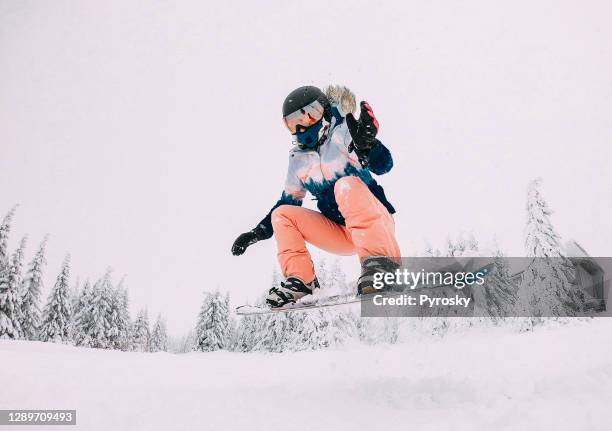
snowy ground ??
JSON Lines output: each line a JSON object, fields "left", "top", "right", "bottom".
{"left": 2, "top": 320, "right": 612, "bottom": 431}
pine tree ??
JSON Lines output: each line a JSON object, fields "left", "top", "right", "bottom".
{"left": 0, "top": 236, "right": 27, "bottom": 339}
{"left": 288, "top": 309, "right": 341, "bottom": 351}
{"left": 518, "top": 179, "right": 586, "bottom": 319}
{"left": 100, "top": 273, "right": 125, "bottom": 350}
{"left": 472, "top": 251, "right": 517, "bottom": 319}
{"left": 0, "top": 206, "right": 18, "bottom": 271}
{"left": 150, "top": 314, "right": 168, "bottom": 352}
{"left": 107, "top": 283, "right": 120, "bottom": 347}
{"left": 446, "top": 236, "right": 464, "bottom": 257}
{"left": 87, "top": 272, "right": 114, "bottom": 348}
{"left": 330, "top": 308, "right": 359, "bottom": 345}
{"left": 195, "top": 291, "right": 230, "bottom": 352}
{"left": 72, "top": 280, "right": 94, "bottom": 346}
{"left": 315, "top": 259, "right": 330, "bottom": 288}
{"left": 524, "top": 178, "right": 563, "bottom": 258}
{"left": 233, "top": 315, "right": 258, "bottom": 352}
{"left": 250, "top": 269, "right": 295, "bottom": 352}
{"left": 132, "top": 308, "right": 151, "bottom": 352}
{"left": 236, "top": 266, "right": 359, "bottom": 352}
{"left": 268, "top": 262, "right": 334, "bottom": 351}
{"left": 359, "top": 316, "right": 401, "bottom": 344}
{"left": 328, "top": 259, "right": 349, "bottom": 293}
{"left": 258, "top": 312, "right": 294, "bottom": 352}
{"left": 20, "top": 237, "right": 47, "bottom": 340}
{"left": 69, "top": 278, "right": 81, "bottom": 317}
{"left": 233, "top": 293, "right": 270, "bottom": 352}
{"left": 466, "top": 233, "right": 479, "bottom": 255}
{"left": 114, "top": 281, "right": 132, "bottom": 351}
{"left": 445, "top": 233, "right": 479, "bottom": 258}
{"left": 40, "top": 255, "right": 72, "bottom": 342}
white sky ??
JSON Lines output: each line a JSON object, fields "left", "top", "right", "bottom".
{"left": 1, "top": 0, "right": 611, "bottom": 335}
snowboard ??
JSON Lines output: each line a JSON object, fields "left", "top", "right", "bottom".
{"left": 235, "top": 262, "right": 495, "bottom": 316}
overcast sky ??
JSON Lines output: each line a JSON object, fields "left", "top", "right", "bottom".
{"left": 1, "top": 0, "right": 611, "bottom": 335}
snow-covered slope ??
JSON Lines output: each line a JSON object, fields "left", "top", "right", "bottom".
{"left": 2, "top": 320, "right": 612, "bottom": 431}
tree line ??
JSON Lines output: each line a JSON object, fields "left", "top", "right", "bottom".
{"left": 187, "top": 178, "right": 597, "bottom": 352}
{"left": 0, "top": 206, "right": 168, "bottom": 352}
{"left": 2, "top": 178, "right": 596, "bottom": 353}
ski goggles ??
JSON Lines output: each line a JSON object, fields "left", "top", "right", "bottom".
{"left": 283, "top": 100, "right": 325, "bottom": 135}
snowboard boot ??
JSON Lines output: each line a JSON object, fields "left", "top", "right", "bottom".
{"left": 266, "top": 277, "right": 320, "bottom": 308}
{"left": 357, "top": 256, "right": 401, "bottom": 295}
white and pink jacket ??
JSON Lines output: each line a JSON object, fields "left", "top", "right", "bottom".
{"left": 256, "top": 105, "right": 395, "bottom": 239}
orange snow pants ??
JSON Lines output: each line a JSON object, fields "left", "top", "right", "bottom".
{"left": 271, "top": 176, "right": 401, "bottom": 283}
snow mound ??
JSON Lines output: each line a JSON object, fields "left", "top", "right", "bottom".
{"left": 2, "top": 320, "right": 612, "bottom": 430}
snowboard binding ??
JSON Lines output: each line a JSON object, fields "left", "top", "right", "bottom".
{"left": 357, "top": 256, "right": 401, "bottom": 295}
{"left": 266, "top": 277, "right": 320, "bottom": 308}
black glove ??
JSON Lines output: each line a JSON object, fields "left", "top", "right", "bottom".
{"left": 231, "top": 226, "right": 266, "bottom": 256}
{"left": 346, "top": 101, "right": 379, "bottom": 150}
{"left": 346, "top": 101, "right": 379, "bottom": 167}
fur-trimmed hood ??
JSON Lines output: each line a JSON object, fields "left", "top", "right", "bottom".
{"left": 324, "top": 85, "right": 356, "bottom": 117}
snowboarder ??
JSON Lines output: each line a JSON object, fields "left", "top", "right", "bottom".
{"left": 231, "top": 85, "right": 401, "bottom": 307}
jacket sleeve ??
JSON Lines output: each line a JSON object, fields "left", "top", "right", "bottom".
{"left": 340, "top": 123, "right": 393, "bottom": 176}
{"left": 255, "top": 155, "right": 306, "bottom": 239}
{"left": 367, "top": 139, "right": 394, "bottom": 175}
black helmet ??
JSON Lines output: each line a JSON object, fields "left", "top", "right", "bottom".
{"left": 282, "top": 86, "right": 331, "bottom": 122}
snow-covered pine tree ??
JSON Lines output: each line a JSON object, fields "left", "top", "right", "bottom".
{"left": 150, "top": 314, "right": 168, "bottom": 352}
{"left": 260, "top": 312, "right": 295, "bottom": 352}
{"left": 69, "top": 278, "right": 81, "bottom": 316}
{"left": 40, "top": 255, "right": 72, "bottom": 343}
{"left": 114, "top": 281, "right": 132, "bottom": 351}
{"left": 194, "top": 291, "right": 230, "bottom": 352}
{"left": 325, "top": 259, "right": 360, "bottom": 345}
{"left": 288, "top": 309, "right": 341, "bottom": 351}
{"left": 0, "top": 236, "right": 27, "bottom": 339}
{"left": 330, "top": 307, "right": 359, "bottom": 345}
{"left": 99, "top": 274, "right": 129, "bottom": 351}
{"left": 233, "top": 315, "right": 257, "bottom": 352}
{"left": 421, "top": 233, "right": 479, "bottom": 335}
{"left": 87, "top": 272, "right": 115, "bottom": 348}
{"left": 466, "top": 233, "right": 479, "bottom": 256}
{"left": 233, "top": 292, "right": 271, "bottom": 352}
{"left": 315, "top": 259, "right": 330, "bottom": 288}
{"left": 445, "top": 233, "right": 479, "bottom": 257}
{"left": 104, "top": 274, "right": 121, "bottom": 348}
{"left": 359, "top": 315, "right": 401, "bottom": 345}
{"left": 472, "top": 251, "right": 517, "bottom": 319}
{"left": 524, "top": 179, "right": 563, "bottom": 258}
{"left": 0, "top": 206, "right": 18, "bottom": 271}
{"left": 517, "top": 179, "right": 586, "bottom": 319}
{"left": 328, "top": 259, "right": 349, "bottom": 294}
{"left": 132, "top": 308, "right": 151, "bottom": 352}
{"left": 20, "top": 236, "right": 47, "bottom": 340}
{"left": 72, "top": 280, "right": 94, "bottom": 346}
{"left": 12, "top": 236, "right": 28, "bottom": 331}
{"left": 226, "top": 293, "right": 237, "bottom": 344}
{"left": 255, "top": 268, "right": 299, "bottom": 352}
{"left": 446, "top": 236, "right": 462, "bottom": 257}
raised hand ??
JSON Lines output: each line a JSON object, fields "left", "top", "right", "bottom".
{"left": 346, "top": 101, "right": 379, "bottom": 151}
